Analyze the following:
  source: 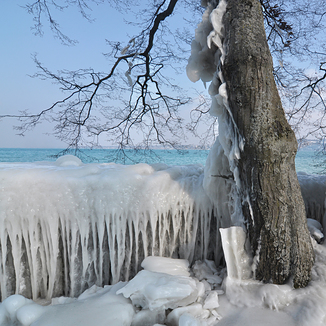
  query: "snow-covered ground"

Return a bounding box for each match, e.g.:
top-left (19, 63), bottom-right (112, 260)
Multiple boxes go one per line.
top-left (1, 240), bottom-right (326, 326)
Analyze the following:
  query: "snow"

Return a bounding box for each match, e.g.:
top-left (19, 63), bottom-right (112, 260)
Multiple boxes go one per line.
top-left (14, 283), bottom-right (135, 326)
top-left (216, 308), bottom-right (296, 326)
top-left (1, 242), bottom-right (326, 325)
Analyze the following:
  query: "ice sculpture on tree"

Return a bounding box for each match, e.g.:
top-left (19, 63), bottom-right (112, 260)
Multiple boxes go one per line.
top-left (188, 0), bottom-right (314, 288)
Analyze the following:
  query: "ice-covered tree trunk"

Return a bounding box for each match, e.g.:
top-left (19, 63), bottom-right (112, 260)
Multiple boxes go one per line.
top-left (222, 0), bottom-right (314, 288)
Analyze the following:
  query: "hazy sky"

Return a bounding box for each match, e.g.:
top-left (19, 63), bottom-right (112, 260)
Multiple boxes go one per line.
top-left (0, 1), bottom-right (204, 148)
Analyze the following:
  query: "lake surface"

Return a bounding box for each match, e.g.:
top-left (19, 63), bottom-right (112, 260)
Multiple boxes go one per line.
top-left (0, 147), bottom-right (323, 174)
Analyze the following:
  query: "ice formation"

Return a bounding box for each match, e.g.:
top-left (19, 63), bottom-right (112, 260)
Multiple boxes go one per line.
top-left (1, 251), bottom-right (326, 326)
top-left (1, 0), bottom-right (325, 305)
top-left (187, 0), bottom-right (245, 230)
top-left (0, 0), bottom-right (324, 324)
top-left (298, 172), bottom-right (326, 226)
top-left (0, 158), bottom-right (222, 300)
top-left (117, 270), bottom-right (199, 310)
top-left (0, 156), bottom-right (324, 303)
top-left (219, 227), bottom-right (252, 280)
top-left (307, 218), bottom-right (324, 244)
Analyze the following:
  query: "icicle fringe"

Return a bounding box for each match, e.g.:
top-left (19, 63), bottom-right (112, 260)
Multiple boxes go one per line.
top-left (0, 161), bottom-right (220, 300)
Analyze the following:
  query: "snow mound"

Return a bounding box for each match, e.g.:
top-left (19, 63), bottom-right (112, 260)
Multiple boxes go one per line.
top-left (55, 154), bottom-right (83, 166)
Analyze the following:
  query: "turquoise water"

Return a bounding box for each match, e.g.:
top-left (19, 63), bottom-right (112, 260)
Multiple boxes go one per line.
top-left (0, 148), bottom-right (210, 166)
top-left (0, 147), bottom-right (324, 174)
top-left (296, 147), bottom-right (325, 174)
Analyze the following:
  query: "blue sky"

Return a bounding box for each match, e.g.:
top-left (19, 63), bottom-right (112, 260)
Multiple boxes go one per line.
top-left (0, 1), bottom-right (203, 148)
top-left (0, 2), bottom-right (324, 149)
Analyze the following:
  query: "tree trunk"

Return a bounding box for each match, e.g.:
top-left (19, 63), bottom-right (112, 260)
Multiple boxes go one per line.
top-left (222, 0), bottom-right (314, 288)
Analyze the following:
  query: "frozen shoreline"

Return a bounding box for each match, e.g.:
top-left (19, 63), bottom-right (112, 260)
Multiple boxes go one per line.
top-left (0, 156), bottom-right (325, 325)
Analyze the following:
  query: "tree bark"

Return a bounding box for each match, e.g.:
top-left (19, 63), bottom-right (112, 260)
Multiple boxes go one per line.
top-left (222, 0), bottom-right (314, 288)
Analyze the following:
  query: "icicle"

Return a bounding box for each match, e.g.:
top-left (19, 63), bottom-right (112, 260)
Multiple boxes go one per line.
top-left (219, 227), bottom-right (252, 280)
top-left (0, 159), bottom-right (217, 300)
top-left (188, 0), bottom-right (246, 227)
top-left (121, 38), bottom-right (136, 55)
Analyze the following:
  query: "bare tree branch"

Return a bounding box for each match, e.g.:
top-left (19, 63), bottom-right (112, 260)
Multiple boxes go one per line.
top-left (2, 0), bottom-right (194, 152)
top-left (2, 0), bottom-right (326, 154)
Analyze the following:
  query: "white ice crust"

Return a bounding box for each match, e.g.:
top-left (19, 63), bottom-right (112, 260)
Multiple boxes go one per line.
top-left (0, 158), bottom-right (217, 300)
